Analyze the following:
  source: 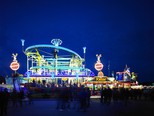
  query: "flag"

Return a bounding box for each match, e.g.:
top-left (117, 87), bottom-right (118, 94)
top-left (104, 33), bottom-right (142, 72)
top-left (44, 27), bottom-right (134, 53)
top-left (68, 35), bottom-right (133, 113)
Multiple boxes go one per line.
top-left (125, 68), bottom-right (131, 77)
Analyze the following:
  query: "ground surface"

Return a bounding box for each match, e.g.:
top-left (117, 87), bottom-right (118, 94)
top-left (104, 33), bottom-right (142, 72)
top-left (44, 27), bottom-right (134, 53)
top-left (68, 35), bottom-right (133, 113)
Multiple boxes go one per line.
top-left (6, 99), bottom-right (153, 116)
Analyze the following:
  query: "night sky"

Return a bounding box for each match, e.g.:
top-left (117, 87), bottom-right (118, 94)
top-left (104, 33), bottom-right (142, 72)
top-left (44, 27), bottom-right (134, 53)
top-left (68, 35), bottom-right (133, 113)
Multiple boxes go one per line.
top-left (0, 0), bottom-right (154, 83)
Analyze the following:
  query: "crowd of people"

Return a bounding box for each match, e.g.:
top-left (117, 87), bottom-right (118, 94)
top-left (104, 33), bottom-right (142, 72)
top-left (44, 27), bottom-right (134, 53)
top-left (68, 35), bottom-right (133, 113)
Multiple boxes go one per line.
top-left (0, 88), bottom-right (32, 116)
top-left (54, 85), bottom-right (154, 112)
top-left (56, 86), bottom-right (91, 112)
top-left (0, 84), bottom-right (154, 115)
top-left (100, 87), bottom-right (154, 105)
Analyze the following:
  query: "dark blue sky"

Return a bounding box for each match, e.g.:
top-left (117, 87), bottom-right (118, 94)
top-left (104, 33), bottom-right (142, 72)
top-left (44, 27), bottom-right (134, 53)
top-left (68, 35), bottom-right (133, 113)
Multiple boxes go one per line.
top-left (0, 0), bottom-right (154, 82)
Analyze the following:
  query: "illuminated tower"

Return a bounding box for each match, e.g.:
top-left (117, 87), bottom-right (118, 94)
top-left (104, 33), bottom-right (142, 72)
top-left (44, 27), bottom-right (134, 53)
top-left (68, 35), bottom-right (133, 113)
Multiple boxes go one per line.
top-left (94, 54), bottom-right (104, 77)
top-left (51, 39), bottom-right (62, 75)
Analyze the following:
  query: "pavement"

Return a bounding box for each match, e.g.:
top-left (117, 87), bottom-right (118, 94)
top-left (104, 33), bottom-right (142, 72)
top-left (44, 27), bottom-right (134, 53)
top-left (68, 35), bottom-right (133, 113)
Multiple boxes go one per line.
top-left (6, 99), bottom-right (154, 116)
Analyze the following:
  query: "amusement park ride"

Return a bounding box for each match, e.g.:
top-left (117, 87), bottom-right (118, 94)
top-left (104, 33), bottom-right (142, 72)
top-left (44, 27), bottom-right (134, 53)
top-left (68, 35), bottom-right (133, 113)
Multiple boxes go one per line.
top-left (20, 39), bottom-right (95, 85)
top-left (20, 39), bottom-right (138, 86)
top-left (3, 38), bottom-right (139, 93)
top-left (21, 39), bottom-right (95, 76)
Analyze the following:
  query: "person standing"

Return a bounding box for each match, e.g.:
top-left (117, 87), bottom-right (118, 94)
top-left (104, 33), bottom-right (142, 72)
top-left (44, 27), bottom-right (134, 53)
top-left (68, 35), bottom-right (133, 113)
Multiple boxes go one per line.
top-left (19, 89), bottom-right (24, 107)
top-left (0, 88), bottom-right (9, 116)
top-left (11, 89), bottom-right (18, 107)
top-left (86, 87), bottom-right (91, 107)
top-left (0, 90), bottom-right (3, 116)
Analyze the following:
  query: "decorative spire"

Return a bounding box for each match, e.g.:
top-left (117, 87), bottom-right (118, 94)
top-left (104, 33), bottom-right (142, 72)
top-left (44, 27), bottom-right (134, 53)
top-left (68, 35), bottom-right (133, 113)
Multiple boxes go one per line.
top-left (21, 39), bottom-right (25, 46)
top-left (51, 39), bottom-right (62, 46)
top-left (12, 53), bottom-right (18, 62)
top-left (83, 47), bottom-right (86, 54)
top-left (96, 54), bottom-right (102, 63)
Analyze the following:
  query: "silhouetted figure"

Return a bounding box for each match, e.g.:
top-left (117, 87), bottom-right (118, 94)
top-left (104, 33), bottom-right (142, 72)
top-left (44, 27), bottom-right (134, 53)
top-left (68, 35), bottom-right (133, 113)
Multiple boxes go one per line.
top-left (101, 87), bottom-right (108, 104)
top-left (86, 87), bottom-right (91, 107)
top-left (57, 87), bottom-right (66, 111)
top-left (72, 87), bottom-right (80, 111)
top-left (112, 88), bottom-right (119, 103)
top-left (0, 90), bottom-right (3, 116)
top-left (64, 87), bottom-right (71, 111)
top-left (56, 88), bottom-right (61, 110)
top-left (123, 88), bottom-right (129, 106)
top-left (100, 87), bottom-right (105, 103)
top-left (137, 89), bottom-right (142, 100)
top-left (27, 91), bottom-right (33, 104)
top-left (11, 89), bottom-right (18, 107)
top-left (107, 87), bottom-right (112, 105)
top-left (143, 88), bottom-right (149, 101)
top-left (18, 89), bottom-right (24, 107)
top-left (0, 88), bottom-right (9, 115)
top-left (150, 88), bottom-right (154, 101)
top-left (79, 87), bottom-right (87, 112)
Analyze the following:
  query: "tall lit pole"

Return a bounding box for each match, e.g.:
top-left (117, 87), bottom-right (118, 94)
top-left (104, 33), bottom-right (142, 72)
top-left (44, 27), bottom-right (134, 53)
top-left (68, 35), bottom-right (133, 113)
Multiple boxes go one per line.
top-left (21, 39), bottom-right (29, 71)
top-left (21, 39), bottom-right (25, 53)
top-left (83, 47), bottom-right (86, 68)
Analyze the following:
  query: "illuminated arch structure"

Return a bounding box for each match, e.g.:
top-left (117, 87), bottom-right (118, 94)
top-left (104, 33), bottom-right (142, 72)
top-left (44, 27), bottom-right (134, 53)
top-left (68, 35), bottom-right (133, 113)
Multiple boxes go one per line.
top-left (21, 39), bottom-right (95, 85)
